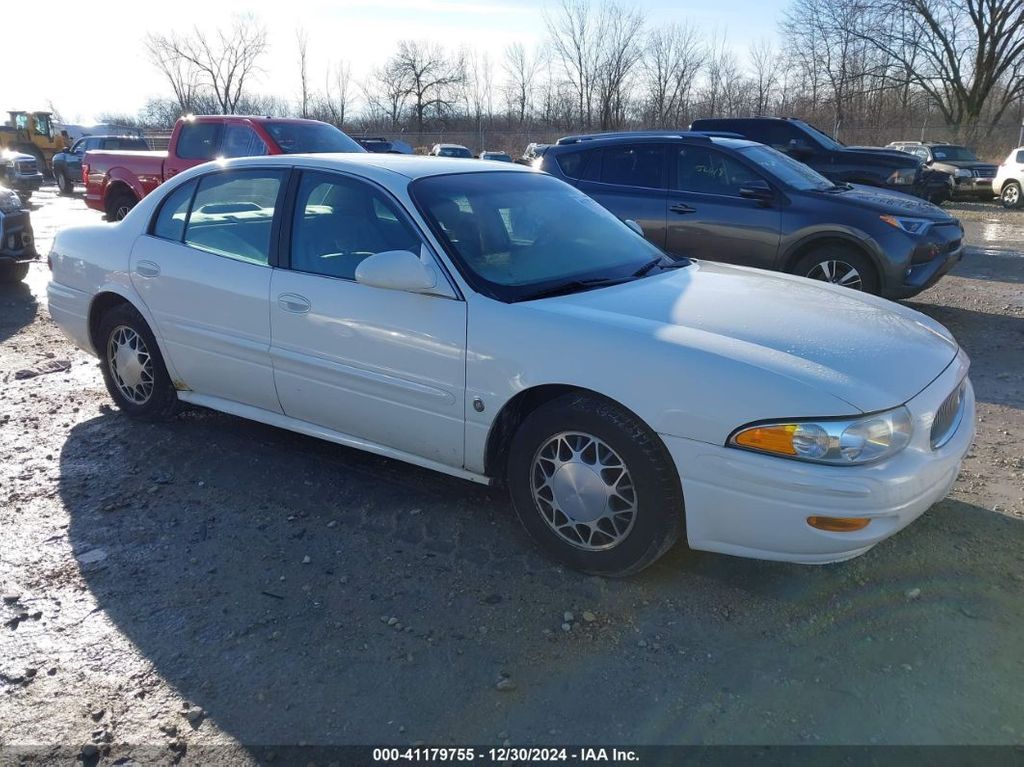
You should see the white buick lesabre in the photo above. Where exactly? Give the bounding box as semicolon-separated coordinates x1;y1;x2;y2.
47;154;974;575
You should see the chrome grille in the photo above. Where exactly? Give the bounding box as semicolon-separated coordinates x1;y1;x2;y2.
972;167;996;178
16;159;37;174
931;379;967;449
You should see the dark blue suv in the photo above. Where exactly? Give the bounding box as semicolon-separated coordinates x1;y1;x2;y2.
539;132;964;299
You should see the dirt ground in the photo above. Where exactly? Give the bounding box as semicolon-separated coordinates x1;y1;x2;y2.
1;185;1022;763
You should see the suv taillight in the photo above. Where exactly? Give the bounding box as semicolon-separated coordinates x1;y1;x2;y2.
82;163;89;183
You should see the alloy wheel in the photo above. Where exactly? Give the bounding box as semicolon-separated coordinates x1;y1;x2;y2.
530;431;638;551
805;259;863;290
1004;184;1021;207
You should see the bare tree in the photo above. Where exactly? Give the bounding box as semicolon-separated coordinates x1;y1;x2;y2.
364;61;410;129
594;2;646;129
323;61;352;126
389;41;466;132
855;0;1024;140
749;39;778;116
146;14;269;115
642;23;701;127
546;0;602;127
145;35;202;113
504;43;542;124
296;27;310;118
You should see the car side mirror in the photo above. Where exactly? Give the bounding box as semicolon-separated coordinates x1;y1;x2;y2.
355;246;452;297
624;219;644;237
739;179;775;203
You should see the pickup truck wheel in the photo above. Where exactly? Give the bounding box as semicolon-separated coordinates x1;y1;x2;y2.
506;392;684;576
1002;181;1023;209
793;245;879;294
56;169;74;195
108;190;138;221
0;262;30;283
97;304;179;420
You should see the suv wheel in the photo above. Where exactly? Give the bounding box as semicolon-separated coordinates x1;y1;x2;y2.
1002;181;1022;209
108;190;138;221
793;245;879;294
506;392;683;576
0;262;30;283
97;304;179;420
56;169;74;195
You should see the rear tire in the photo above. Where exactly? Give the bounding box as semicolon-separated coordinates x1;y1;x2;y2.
107;190;139;221
1001;181;1022;209
506;392;684;576
56;169;74;195
792;244;880;294
97;303;179;420
0;262;30;283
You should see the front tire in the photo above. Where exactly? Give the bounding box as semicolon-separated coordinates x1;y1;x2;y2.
506;393;683;576
1002;181;1022;209
97;304;179;420
0;262;30;283
792;245;880;294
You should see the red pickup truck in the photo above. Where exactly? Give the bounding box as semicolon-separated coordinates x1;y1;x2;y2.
84;115;364;220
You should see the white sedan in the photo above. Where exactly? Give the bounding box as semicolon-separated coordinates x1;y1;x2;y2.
47;154;974;575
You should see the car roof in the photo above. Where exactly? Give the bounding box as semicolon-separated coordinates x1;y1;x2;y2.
435;143;469;149
204;152;536;181
548;132;759;151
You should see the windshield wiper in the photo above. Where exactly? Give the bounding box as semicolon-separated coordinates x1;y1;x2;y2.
633;256;691;277
518;277;630;301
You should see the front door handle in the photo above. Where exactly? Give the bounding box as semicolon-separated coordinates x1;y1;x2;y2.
669;203;696;214
278;293;311;314
135;260;161;277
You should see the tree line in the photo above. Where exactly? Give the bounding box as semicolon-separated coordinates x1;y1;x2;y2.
99;0;1024;153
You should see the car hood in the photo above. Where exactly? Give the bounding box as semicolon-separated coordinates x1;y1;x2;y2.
530;262;959;413
811;184;957;221
840;146;921;168
935;160;998;171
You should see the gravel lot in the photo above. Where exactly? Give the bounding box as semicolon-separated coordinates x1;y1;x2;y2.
1;186;1023;763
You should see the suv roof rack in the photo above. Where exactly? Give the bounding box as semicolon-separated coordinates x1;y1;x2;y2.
556;130;725;146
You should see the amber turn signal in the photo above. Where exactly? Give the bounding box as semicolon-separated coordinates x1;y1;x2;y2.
806;516;871;532
732;424;798;455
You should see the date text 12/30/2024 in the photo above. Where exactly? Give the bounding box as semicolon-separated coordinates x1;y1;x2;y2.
373;747;641;762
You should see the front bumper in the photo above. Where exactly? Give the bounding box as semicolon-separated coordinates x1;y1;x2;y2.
664;350;974;564
3;171;44;194
952;176;994;198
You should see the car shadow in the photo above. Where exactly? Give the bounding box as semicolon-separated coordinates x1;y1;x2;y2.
953;247;1024;285
60;407;1024;747
0;279;38;344
908;300;1024;409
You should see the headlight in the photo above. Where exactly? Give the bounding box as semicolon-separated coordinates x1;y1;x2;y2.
880;215;931;234
729;407;913;465
887;168;916;185
954;168;972;178
0;190;21;213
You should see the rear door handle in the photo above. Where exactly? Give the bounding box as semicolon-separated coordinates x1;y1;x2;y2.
278;293;311;314
669;203;696;214
135;260;161;278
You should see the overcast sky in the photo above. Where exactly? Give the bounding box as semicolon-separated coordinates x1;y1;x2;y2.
8;0;784;124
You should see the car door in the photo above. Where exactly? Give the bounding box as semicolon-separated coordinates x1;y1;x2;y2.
269;169;467;468
129;167;287;413
573;143;669;248
66;138;91;178
664;144;781;267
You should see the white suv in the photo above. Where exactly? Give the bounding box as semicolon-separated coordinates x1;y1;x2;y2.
994;146;1024;208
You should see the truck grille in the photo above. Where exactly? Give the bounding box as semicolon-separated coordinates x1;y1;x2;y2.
930;379;967;449
16;160;37;174
971;167;996;178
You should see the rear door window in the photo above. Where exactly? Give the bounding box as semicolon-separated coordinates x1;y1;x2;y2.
184;170;286;265
176;123;223;160
597;145;666;189
151;180;198;242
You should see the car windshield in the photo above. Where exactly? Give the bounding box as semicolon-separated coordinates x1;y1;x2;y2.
411;171;672;302
738;144;835;191
263;122;365;154
931;145;978;162
797;122;844;151
438;146;472;158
